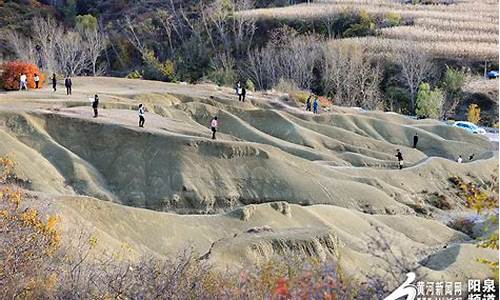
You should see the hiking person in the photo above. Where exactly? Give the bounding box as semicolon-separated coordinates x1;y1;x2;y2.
306;96;312;111
34;74;40;89
138;104;145;127
92;94;99;118
413;133;419;148
457;155;463;163
237;82;243;101
241;86;246;102
19;73;28;90
313;97;319;114
236;81;241;91
396;149;404;169
210;116;218;140
65;76;72;95
52;73;57;92
469;154;475;161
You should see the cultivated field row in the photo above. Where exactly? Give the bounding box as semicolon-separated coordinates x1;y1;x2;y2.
329;37;499;61
316;0;498;17
240;0;498;60
380;26;498;44
241;3;498;22
413;18;499;34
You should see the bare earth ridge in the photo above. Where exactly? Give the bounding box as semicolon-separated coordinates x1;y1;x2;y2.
0;77;497;285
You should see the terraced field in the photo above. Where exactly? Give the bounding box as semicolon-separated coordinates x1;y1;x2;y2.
241;0;499;60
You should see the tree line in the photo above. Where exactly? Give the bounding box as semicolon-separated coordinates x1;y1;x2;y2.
6;16;106;76
2;0;486;122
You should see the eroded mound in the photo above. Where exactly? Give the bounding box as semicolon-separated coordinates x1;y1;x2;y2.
0;77;497;283
0;108;495;215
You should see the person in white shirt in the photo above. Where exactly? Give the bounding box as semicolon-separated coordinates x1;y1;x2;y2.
34;74;40;89
210;116;218;139
236;81;243;101
138;104;145;127
19;73;28;90
457;155;463;163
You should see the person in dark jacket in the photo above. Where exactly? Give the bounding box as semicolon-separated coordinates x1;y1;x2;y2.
52;74;57;92
241;86;246;102
92;94;99;118
396;149;404;169
65;76;72;95
413;133;419;148
313;97;319;114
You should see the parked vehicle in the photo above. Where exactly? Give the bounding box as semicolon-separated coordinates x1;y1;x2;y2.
487;70;499;79
453;121;486;134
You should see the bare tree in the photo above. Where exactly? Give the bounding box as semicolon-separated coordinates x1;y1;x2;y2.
123;16;149;59
244;31;321;91
7;17;106;76
231;0;256;57
5;31;38;64
82;28;108;76
395;48;434;114
323;42;383;109
31;17;64;73
56;31;89;76
155;10;176;56
244;47;274;90
200;0;255;58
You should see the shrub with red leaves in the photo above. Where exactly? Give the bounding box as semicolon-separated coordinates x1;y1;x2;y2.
318;96;333;108
0;61;45;90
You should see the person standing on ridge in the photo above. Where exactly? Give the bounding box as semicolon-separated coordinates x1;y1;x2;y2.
52;73;57;92
211;116;218;140
396;149;404;169
306;96;312;111
469;154;475;161
237;81;243;101
19;73;28;90
241;85;246;102
34;73;40;89
92;94;99;118
65;76;72;95
138;104;145;127
313;97;319;114
413;133;419;148
457;155;463;163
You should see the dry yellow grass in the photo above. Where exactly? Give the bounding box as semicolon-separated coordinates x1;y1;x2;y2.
330;37;498;61
241;1;498;22
239;0;498;60
413;18;499;33
381;26;498;44
463;76;499;101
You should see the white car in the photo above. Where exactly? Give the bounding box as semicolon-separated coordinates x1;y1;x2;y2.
453;121;486;135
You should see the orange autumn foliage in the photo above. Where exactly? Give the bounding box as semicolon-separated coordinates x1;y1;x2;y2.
274;277;291;299
0;61;45;90
318;96;333;108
